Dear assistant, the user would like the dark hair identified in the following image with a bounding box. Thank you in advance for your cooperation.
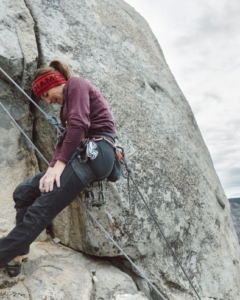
[34,60,74,80]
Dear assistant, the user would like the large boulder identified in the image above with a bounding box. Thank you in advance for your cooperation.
[0,0,239,299]
[0,242,143,300]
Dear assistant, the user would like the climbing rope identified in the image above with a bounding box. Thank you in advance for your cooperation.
[122,158,201,300]
[77,198,167,300]
[0,101,167,300]
[0,68,202,300]
[0,102,49,165]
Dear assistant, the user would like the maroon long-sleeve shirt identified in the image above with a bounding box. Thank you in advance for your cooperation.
[49,77,116,167]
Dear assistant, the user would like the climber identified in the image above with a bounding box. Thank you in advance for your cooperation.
[0,60,117,277]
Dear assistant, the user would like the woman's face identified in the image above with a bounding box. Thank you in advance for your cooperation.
[41,84,65,105]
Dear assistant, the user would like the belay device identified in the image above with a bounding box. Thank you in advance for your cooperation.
[0,67,202,300]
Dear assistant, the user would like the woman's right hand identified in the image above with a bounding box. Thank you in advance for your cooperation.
[39,167,58,193]
[39,168,53,193]
[39,161,66,193]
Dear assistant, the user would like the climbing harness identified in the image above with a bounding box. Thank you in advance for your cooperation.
[0,68,202,300]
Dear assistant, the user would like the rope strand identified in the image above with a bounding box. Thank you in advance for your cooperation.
[122,159,202,300]
[0,102,49,165]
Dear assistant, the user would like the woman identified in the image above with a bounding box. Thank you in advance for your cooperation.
[0,60,116,277]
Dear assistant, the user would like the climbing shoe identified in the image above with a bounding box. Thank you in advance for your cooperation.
[5,257,28,277]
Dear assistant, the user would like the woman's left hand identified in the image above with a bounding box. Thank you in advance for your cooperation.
[39,160,66,193]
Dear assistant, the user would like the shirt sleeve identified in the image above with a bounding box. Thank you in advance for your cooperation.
[54,78,91,164]
[49,145,62,167]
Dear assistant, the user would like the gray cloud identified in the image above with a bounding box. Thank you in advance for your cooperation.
[218,167,240,197]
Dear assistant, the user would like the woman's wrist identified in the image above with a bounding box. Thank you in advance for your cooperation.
[55,160,66,168]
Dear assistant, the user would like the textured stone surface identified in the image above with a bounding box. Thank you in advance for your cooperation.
[0,0,38,87]
[0,0,240,299]
[0,242,141,300]
[0,0,40,239]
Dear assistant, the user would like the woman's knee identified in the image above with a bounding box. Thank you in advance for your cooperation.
[13,172,44,205]
[13,182,28,204]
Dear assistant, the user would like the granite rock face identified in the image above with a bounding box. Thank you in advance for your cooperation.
[0,0,240,299]
[0,0,39,237]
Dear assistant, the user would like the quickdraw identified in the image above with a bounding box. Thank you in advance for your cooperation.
[84,181,106,208]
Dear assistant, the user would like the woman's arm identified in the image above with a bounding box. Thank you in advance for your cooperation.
[54,78,91,164]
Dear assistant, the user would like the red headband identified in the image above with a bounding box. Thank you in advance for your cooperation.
[32,71,67,98]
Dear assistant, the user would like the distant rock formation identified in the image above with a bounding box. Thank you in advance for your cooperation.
[0,0,240,299]
[229,198,240,243]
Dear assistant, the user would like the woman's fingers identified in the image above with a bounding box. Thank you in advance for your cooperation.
[47,175,55,192]
[39,162,65,193]
[55,175,61,188]
[39,175,46,192]
[49,178,54,192]
[39,174,55,193]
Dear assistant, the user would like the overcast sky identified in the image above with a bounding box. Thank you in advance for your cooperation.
[124,0,240,199]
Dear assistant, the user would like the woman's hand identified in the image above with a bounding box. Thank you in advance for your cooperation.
[39,160,66,193]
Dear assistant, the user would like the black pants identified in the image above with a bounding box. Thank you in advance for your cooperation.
[0,140,115,267]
